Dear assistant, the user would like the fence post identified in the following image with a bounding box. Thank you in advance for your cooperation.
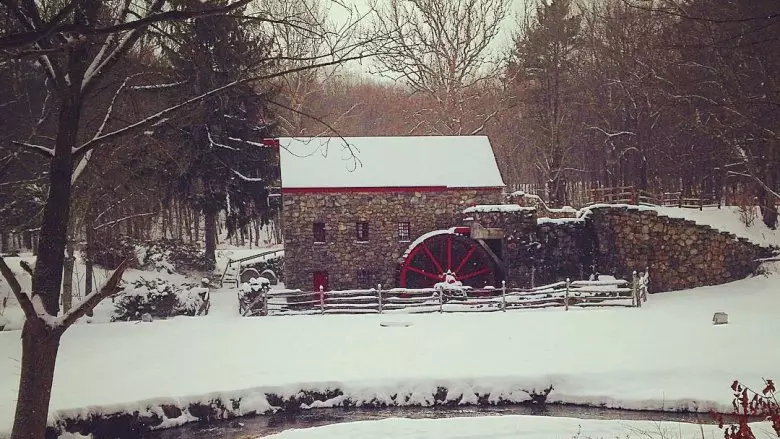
[438,289,443,313]
[377,283,383,314]
[319,285,325,314]
[531,266,536,289]
[632,271,640,308]
[564,278,570,311]
[501,280,506,312]
[262,290,268,316]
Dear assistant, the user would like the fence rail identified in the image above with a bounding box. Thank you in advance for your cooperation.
[588,186,720,210]
[238,271,650,317]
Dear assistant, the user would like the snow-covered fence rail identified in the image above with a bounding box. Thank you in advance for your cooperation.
[240,272,650,317]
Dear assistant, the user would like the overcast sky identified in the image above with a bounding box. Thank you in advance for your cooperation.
[321,0,529,80]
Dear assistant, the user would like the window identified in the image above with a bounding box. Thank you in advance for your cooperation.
[356,221,369,242]
[313,222,325,243]
[398,221,411,242]
[356,269,373,289]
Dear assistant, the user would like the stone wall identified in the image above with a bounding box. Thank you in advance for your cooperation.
[586,206,771,292]
[534,219,594,286]
[282,189,503,290]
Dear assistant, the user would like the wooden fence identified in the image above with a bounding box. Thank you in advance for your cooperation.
[239,272,650,317]
[588,186,720,210]
[509,183,740,210]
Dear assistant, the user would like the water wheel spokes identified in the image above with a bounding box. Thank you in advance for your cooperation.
[400,230,496,289]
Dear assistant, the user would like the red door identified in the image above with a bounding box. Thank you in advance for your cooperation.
[313,271,329,291]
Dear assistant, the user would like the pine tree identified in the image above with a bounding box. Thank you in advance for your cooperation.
[154,0,280,265]
[509,0,582,206]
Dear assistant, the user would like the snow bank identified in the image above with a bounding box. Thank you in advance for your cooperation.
[263,414,778,439]
[0,265,778,435]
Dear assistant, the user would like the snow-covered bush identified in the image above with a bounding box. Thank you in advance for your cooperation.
[238,277,270,315]
[434,275,468,299]
[113,278,209,321]
[140,239,211,274]
[88,237,210,274]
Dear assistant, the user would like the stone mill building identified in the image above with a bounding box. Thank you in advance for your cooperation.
[278,136,771,293]
[279,136,505,291]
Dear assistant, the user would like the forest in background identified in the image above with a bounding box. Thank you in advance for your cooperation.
[2,0,779,259]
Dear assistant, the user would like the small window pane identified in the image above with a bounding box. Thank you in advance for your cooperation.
[356,221,369,241]
[398,222,411,242]
[313,222,325,243]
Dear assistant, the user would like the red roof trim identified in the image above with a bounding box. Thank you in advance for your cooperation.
[282,186,503,194]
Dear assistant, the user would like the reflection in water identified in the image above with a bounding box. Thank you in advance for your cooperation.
[149,404,711,439]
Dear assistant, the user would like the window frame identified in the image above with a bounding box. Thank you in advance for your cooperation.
[313,221,326,244]
[398,221,411,242]
[355,221,369,242]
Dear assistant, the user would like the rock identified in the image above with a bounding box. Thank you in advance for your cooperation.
[713,312,728,325]
[141,313,153,323]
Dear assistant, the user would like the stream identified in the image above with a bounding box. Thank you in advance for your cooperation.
[149,404,713,439]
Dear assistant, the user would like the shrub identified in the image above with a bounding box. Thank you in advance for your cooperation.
[715,379,779,438]
[113,278,209,321]
[238,277,270,316]
[90,235,139,269]
[87,237,211,274]
[139,239,211,274]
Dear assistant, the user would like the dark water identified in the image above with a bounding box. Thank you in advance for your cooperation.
[149,404,714,439]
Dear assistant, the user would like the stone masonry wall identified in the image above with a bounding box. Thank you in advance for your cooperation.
[282,189,503,290]
[587,206,771,292]
[534,219,594,286]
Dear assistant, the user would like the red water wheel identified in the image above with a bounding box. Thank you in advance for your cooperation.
[399,231,496,289]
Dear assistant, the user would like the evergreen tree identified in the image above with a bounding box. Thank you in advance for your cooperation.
[509,0,582,206]
[154,0,280,266]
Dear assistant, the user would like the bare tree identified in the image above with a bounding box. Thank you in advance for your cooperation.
[0,0,373,435]
[369,0,509,135]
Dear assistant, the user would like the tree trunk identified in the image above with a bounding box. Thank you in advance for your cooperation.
[194,209,200,243]
[11,322,61,439]
[204,210,217,269]
[62,240,75,312]
[84,208,94,304]
[32,94,81,315]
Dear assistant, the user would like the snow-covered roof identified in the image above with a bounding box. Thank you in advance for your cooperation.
[279,136,505,189]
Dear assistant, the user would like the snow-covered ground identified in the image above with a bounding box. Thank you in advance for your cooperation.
[0,263,778,435]
[264,415,778,439]
[0,207,778,437]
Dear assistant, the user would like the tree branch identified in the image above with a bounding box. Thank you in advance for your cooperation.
[0,257,37,324]
[0,0,254,51]
[56,258,129,331]
[11,141,54,157]
[19,260,33,277]
[73,53,371,156]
